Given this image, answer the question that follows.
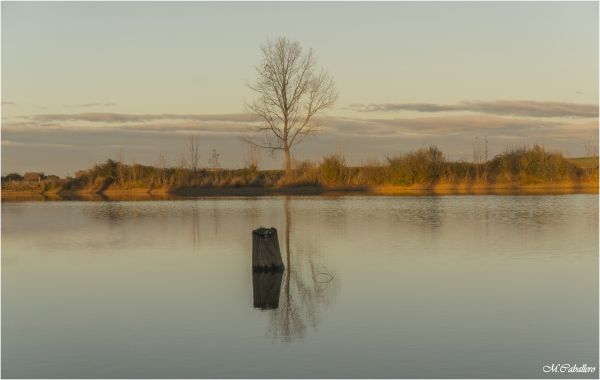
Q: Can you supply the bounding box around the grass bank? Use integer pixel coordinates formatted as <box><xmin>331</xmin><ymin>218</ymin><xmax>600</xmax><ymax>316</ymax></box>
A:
<box><xmin>2</xmin><ymin>145</ymin><xmax>598</xmax><ymax>200</ymax></box>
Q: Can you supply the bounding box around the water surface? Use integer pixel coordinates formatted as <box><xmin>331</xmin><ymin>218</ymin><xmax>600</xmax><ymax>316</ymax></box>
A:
<box><xmin>2</xmin><ymin>195</ymin><xmax>598</xmax><ymax>378</ymax></box>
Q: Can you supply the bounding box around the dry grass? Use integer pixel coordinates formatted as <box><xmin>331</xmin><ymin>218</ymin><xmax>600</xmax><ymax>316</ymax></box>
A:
<box><xmin>3</xmin><ymin>145</ymin><xmax>598</xmax><ymax>199</ymax></box>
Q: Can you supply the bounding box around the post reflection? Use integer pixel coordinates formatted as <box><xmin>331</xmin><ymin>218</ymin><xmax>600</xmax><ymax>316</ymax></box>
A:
<box><xmin>252</xmin><ymin>196</ymin><xmax>337</xmax><ymax>342</ymax></box>
<box><xmin>252</xmin><ymin>271</ymin><xmax>283</xmax><ymax>309</ymax></box>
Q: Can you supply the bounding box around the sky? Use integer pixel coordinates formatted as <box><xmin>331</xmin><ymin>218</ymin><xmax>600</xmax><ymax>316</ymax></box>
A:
<box><xmin>1</xmin><ymin>1</ymin><xmax>598</xmax><ymax>176</ymax></box>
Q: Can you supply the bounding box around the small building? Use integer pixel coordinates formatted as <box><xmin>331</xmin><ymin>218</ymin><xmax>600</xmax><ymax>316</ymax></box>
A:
<box><xmin>23</xmin><ymin>172</ymin><xmax>44</xmax><ymax>182</ymax></box>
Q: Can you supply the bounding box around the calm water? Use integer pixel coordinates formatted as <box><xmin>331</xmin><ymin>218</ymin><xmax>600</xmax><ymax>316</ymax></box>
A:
<box><xmin>2</xmin><ymin>195</ymin><xmax>598</xmax><ymax>378</ymax></box>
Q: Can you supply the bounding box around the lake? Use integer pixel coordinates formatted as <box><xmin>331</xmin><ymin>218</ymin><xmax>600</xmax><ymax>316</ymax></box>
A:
<box><xmin>2</xmin><ymin>195</ymin><xmax>598</xmax><ymax>378</ymax></box>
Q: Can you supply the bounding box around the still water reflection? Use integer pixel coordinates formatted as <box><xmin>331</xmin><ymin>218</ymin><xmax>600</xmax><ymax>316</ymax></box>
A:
<box><xmin>2</xmin><ymin>195</ymin><xmax>598</xmax><ymax>378</ymax></box>
<box><xmin>263</xmin><ymin>198</ymin><xmax>338</xmax><ymax>342</ymax></box>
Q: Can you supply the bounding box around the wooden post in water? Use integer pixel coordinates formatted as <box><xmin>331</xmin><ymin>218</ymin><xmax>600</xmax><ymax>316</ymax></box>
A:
<box><xmin>253</xmin><ymin>271</ymin><xmax>283</xmax><ymax>309</ymax></box>
<box><xmin>252</xmin><ymin>227</ymin><xmax>285</xmax><ymax>272</ymax></box>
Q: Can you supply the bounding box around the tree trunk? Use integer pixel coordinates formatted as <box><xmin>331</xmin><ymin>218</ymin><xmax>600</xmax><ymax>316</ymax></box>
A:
<box><xmin>284</xmin><ymin>146</ymin><xmax>292</xmax><ymax>174</ymax></box>
<box><xmin>252</xmin><ymin>227</ymin><xmax>285</xmax><ymax>271</ymax></box>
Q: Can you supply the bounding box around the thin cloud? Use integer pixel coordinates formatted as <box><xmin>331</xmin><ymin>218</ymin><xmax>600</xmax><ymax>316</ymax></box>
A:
<box><xmin>1</xmin><ymin>101</ymin><xmax>16</xmax><ymax>106</ymax></box>
<box><xmin>10</xmin><ymin>113</ymin><xmax>597</xmax><ymax>141</ymax></box>
<box><xmin>348</xmin><ymin>100</ymin><xmax>599</xmax><ymax>118</ymax></box>
<box><xmin>64</xmin><ymin>102</ymin><xmax>117</xmax><ymax>108</ymax></box>
<box><xmin>348</xmin><ymin>103</ymin><xmax>459</xmax><ymax>113</ymax></box>
<box><xmin>325</xmin><ymin>115</ymin><xmax>550</xmax><ymax>136</ymax></box>
<box><xmin>30</xmin><ymin>112</ymin><xmax>259</xmax><ymax>123</ymax></box>
<box><xmin>465</xmin><ymin>101</ymin><xmax>599</xmax><ymax>118</ymax></box>
<box><xmin>1</xmin><ymin>139</ymin><xmax>74</xmax><ymax>148</ymax></box>
<box><xmin>116</xmin><ymin>121</ymin><xmax>255</xmax><ymax>135</ymax></box>
<box><xmin>321</xmin><ymin>115</ymin><xmax>598</xmax><ymax>143</ymax></box>
<box><xmin>2</xmin><ymin>118</ymin><xmax>261</xmax><ymax>137</ymax></box>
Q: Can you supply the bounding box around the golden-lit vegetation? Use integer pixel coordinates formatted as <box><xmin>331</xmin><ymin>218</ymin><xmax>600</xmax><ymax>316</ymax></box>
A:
<box><xmin>568</xmin><ymin>156</ymin><xmax>599</xmax><ymax>169</ymax></box>
<box><xmin>2</xmin><ymin>145</ymin><xmax>598</xmax><ymax>196</ymax></box>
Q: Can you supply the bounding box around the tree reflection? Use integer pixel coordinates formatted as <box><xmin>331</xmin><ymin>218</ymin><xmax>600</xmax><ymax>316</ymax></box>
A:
<box><xmin>262</xmin><ymin>196</ymin><xmax>337</xmax><ymax>342</ymax></box>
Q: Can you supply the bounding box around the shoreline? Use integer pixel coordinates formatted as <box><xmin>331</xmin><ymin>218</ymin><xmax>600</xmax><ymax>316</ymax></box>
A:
<box><xmin>2</xmin><ymin>182</ymin><xmax>597</xmax><ymax>201</ymax></box>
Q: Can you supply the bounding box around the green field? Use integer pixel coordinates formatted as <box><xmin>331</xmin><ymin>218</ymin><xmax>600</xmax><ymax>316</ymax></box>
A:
<box><xmin>568</xmin><ymin>156</ymin><xmax>599</xmax><ymax>169</ymax></box>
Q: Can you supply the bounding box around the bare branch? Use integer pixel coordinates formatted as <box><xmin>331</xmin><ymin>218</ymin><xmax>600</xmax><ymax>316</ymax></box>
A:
<box><xmin>186</xmin><ymin>135</ymin><xmax>200</xmax><ymax>172</ymax></box>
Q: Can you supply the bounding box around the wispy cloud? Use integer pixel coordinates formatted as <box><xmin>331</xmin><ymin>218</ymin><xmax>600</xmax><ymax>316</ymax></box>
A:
<box><xmin>3</xmin><ymin>113</ymin><xmax>262</xmax><ymax>140</ymax></box>
<box><xmin>1</xmin><ymin>139</ymin><xmax>74</xmax><ymax>148</ymax></box>
<box><xmin>1</xmin><ymin>101</ymin><xmax>16</xmax><ymax>106</ymax></box>
<box><xmin>116</xmin><ymin>121</ymin><xmax>255</xmax><ymax>135</ymax></box>
<box><xmin>7</xmin><ymin>112</ymin><xmax>596</xmax><ymax>141</ymax></box>
<box><xmin>328</xmin><ymin>115</ymin><xmax>519</xmax><ymax>135</ymax></box>
<box><xmin>348</xmin><ymin>100</ymin><xmax>599</xmax><ymax>118</ymax></box>
<box><xmin>29</xmin><ymin>112</ymin><xmax>259</xmax><ymax>123</ymax></box>
<box><xmin>64</xmin><ymin>102</ymin><xmax>117</xmax><ymax>108</ymax></box>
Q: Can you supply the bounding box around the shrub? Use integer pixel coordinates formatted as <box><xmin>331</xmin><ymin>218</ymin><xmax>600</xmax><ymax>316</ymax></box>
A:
<box><xmin>489</xmin><ymin>145</ymin><xmax>578</xmax><ymax>183</ymax></box>
<box><xmin>319</xmin><ymin>155</ymin><xmax>347</xmax><ymax>185</ymax></box>
<box><xmin>388</xmin><ymin>146</ymin><xmax>445</xmax><ymax>185</ymax></box>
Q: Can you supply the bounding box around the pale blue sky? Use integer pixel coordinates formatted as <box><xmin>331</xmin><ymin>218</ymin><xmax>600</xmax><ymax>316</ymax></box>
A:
<box><xmin>2</xmin><ymin>1</ymin><xmax>598</xmax><ymax>175</ymax></box>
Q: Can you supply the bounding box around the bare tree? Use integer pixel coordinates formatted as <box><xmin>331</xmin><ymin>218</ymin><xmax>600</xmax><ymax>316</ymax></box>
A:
<box><xmin>208</xmin><ymin>149</ymin><xmax>221</xmax><ymax>171</ymax></box>
<box><xmin>244</xmin><ymin>143</ymin><xmax>260</xmax><ymax>171</ymax></box>
<box><xmin>156</xmin><ymin>153</ymin><xmax>167</xmax><ymax>185</ymax></box>
<box><xmin>473</xmin><ymin>136</ymin><xmax>484</xmax><ymax>164</ymax></box>
<box><xmin>156</xmin><ymin>153</ymin><xmax>167</xmax><ymax>169</ymax></box>
<box><xmin>132</xmin><ymin>159</ymin><xmax>137</xmax><ymax>183</ymax></box>
<box><xmin>116</xmin><ymin>147</ymin><xmax>124</xmax><ymax>184</ymax></box>
<box><xmin>585</xmin><ymin>140</ymin><xmax>599</xmax><ymax>157</ymax></box>
<box><xmin>246</xmin><ymin>37</ymin><xmax>338</xmax><ymax>173</ymax></box>
<box><xmin>187</xmin><ymin>135</ymin><xmax>200</xmax><ymax>172</ymax></box>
